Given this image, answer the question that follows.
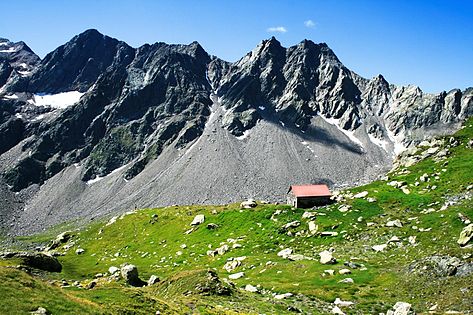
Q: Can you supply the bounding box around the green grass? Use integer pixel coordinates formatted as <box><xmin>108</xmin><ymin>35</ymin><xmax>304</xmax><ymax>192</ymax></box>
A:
<box><xmin>2</xmin><ymin>118</ymin><xmax>473</xmax><ymax>314</ymax></box>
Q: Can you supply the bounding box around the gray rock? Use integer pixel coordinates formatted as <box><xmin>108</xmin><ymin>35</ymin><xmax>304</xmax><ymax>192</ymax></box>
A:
<box><xmin>457</xmin><ymin>224</ymin><xmax>473</xmax><ymax>246</ymax></box>
<box><xmin>120</xmin><ymin>263</ymin><xmax>146</xmax><ymax>287</ymax></box>
<box><xmin>190</xmin><ymin>214</ymin><xmax>205</xmax><ymax>226</ymax></box>
<box><xmin>30</xmin><ymin>307</ymin><xmax>49</xmax><ymax>315</ymax></box>
<box><xmin>386</xmin><ymin>302</ymin><xmax>413</xmax><ymax>315</ymax></box>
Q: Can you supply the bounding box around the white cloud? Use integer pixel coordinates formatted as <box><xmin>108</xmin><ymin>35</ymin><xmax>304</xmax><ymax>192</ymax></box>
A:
<box><xmin>304</xmin><ymin>20</ymin><xmax>316</xmax><ymax>28</ymax></box>
<box><xmin>267</xmin><ymin>26</ymin><xmax>287</xmax><ymax>33</ymax></box>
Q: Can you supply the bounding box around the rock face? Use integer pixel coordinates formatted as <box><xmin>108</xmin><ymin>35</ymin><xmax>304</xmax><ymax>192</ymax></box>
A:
<box><xmin>0</xmin><ymin>29</ymin><xmax>472</xmax><ymax>235</ymax></box>
<box><xmin>408</xmin><ymin>255</ymin><xmax>473</xmax><ymax>277</ymax></box>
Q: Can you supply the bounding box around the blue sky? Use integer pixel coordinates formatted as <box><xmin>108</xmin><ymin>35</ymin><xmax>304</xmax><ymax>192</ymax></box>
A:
<box><xmin>1</xmin><ymin>0</ymin><xmax>472</xmax><ymax>93</ymax></box>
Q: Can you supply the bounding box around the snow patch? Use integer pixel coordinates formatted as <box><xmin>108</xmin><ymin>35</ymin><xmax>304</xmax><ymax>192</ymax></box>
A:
<box><xmin>279</xmin><ymin>121</ymin><xmax>285</xmax><ymax>127</ymax></box>
<box><xmin>15</xmin><ymin>113</ymin><xmax>23</xmax><ymax>119</ymax></box>
<box><xmin>17</xmin><ymin>70</ymin><xmax>31</xmax><ymax>76</ymax></box>
<box><xmin>86</xmin><ymin>164</ymin><xmax>128</xmax><ymax>185</ymax></box>
<box><xmin>320</xmin><ymin>115</ymin><xmax>364</xmax><ymax>149</ymax></box>
<box><xmin>3</xmin><ymin>94</ymin><xmax>18</xmax><ymax>100</ymax></box>
<box><xmin>32</xmin><ymin>91</ymin><xmax>84</xmax><ymax>109</ymax></box>
<box><xmin>386</xmin><ymin>127</ymin><xmax>407</xmax><ymax>156</ymax></box>
<box><xmin>0</xmin><ymin>47</ymin><xmax>16</xmax><ymax>53</ymax></box>
<box><xmin>258</xmin><ymin>106</ymin><xmax>266</xmax><ymax>110</ymax></box>
<box><xmin>368</xmin><ymin>133</ymin><xmax>389</xmax><ymax>153</ymax></box>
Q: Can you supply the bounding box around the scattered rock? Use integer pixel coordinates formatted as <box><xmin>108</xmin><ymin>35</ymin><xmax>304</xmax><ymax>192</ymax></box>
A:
<box><xmin>206</xmin><ymin>223</ymin><xmax>219</xmax><ymax>230</ymax></box>
<box><xmin>338</xmin><ymin>205</ymin><xmax>351</xmax><ymax>213</ymax></box>
<box><xmin>0</xmin><ymin>251</ymin><xmax>62</xmax><ymax>272</ymax></box>
<box><xmin>216</xmin><ymin>244</ymin><xmax>229</xmax><ymax>255</ymax></box>
<box><xmin>320</xmin><ymin>231</ymin><xmax>338</xmax><ymax>237</ymax></box>
<box><xmin>302</xmin><ymin>211</ymin><xmax>317</xmax><ymax>220</ymax></box>
<box><xmin>386</xmin><ymin>302</ymin><xmax>413</xmax><ymax>315</ymax></box>
<box><xmin>338</xmin><ymin>278</ymin><xmax>354</xmax><ymax>284</ymax></box>
<box><xmin>75</xmin><ymin>248</ymin><xmax>85</xmax><ymax>255</ymax></box>
<box><xmin>47</xmin><ymin>231</ymin><xmax>73</xmax><ymax>250</ymax></box>
<box><xmin>108</xmin><ymin>266</ymin><xmax>119</xmax><ymax>275</ymax></box>
<box><xmin>223</xmin><ymin>260</ymin><xmax>241</xmax><ymax>272</ymax></box>
<box><xmin>308</xmin><ymin>221</ymin><xmax>318</xmax><ymax>234</ymax></box>
<box><xmin>386</xmin><ymin>219</ymin><xmax>403</xmax><ymax>228</ymax></box>
<box><xmin>147</xmin><ymin>275</ymin><xmax>160</xmax><ymax>286</ymax></box>
<box><xmin>190</xmin><ymin>214</ymin><xmax>205</xmax><ymax>226</ymax></box>
<box><xmin>274</xmin><ymin>292</ymin><xmax>293</xmax><ymax>299</ymax></box>
<box><xmin>334</xmin><ymin>297</ymin><xmax>354</xmax><ymax>307</ymax></box>
<box><xmin>457</xmin><ymin>224</ymin><xmax>473</xmax><ymax>246</ymax></box>
<box><xmin>120</xmin><ymin>263</ymin><xmax>146</xmax><ymax>287</ymax></box>
<box><xmin>277</xmin><ymin>248</ymin><xmax>293</xmax><ymax>259</ymax></box>
<box><xmin>30</xmin><ymin>307</ymin><xmax>49</xmax><ymax>315</ymax></box>
<box><xmin>372</xmin><ymin>244</ymin><xmax>388</xmax><ymax>252</ymax></box>
<box><xmin>331</xmin><ymin>306</ymin><xmax>345</xmax><ymax>315</ymax></box>
<box><xmin>401</xmin><ymin>187</ymin><xmax>410</xmax><ymax>195</ymax></box>
<box><xmin>409</xmin><ymin>255</ymin><xmax>473</xmax><ymax>277</ymax></box>
<box><xmin>339</xmin><ymin>268</ymin><xmax>351</xmax><ymax>275</ymax></box>
<box><xmin>240</xmin><ymin>199</ymin><xmax>257</xmax><ymax>209</ymax></box>
<box><xmin>228</xmin><ymin>272</ymin><xmax>245</xmax><ymax>280</ymax></box>
<box><xmin>244</xmin><ymin>284</ymin><xmax>259</xmax><ymax>293</ymax></box>
<box><xmin>282</xmin><ymin>221</ymin><xmax>301</xmax><ymax>230</ymax></box>
<box><xmin>458</xmin><ymin>213</ymin><xmax>471</xmax><ymax>225</ymax></box>
<box><xmin>86</xmin><ymin>280</ymin><xmax>97</xmax><ymax>290</ymax></box>
<box><xmin>287</xmin><ymin>254</ymin><xmax>311</xmax><ymax>261</ymax></box>
<box><xmin>353</xmin><ymin>191</ymin><xmax>368</xmax><ymax>198</ymax></box>
<box><xmin>319</xmin><ymin>250</ymin><xmax>336</xmax><ymax>264</ymax></box>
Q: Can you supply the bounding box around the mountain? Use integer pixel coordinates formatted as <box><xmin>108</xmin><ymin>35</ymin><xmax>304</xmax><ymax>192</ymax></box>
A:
<box><xmin>0</xmin><ymin>29</ymin><xmax>472</xmax><ymax>235</ymax></box>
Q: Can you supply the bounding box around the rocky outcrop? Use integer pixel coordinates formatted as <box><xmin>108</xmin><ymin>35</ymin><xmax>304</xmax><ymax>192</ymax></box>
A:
<box><xmin>0</xmin><ymin>251</ymin><xmax>62</xmax><ymax>272</ymax></box>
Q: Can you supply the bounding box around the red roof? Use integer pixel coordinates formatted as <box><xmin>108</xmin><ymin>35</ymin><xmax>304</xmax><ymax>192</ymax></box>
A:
<box><xmin>288</xmin><ymin>184</ymin><xmax>331</xmax><ymax>197</ymax></box>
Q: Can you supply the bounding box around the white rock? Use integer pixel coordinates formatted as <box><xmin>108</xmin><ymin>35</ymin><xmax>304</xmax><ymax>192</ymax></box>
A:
<box><xmin>339</xmin><ymin>268</ymin><xmax>351</xmax><ymax>275</ymax></box>
<box><xmin>324</xmin><ymin>269</ymin><xmax>335</xmax><ymax>276</ymax></box>
<box><xmin>319</xmin><ymin>250</ymin><xmax>336</xmax><ymax>264</ymax></box>
<box><xmin>223</xmin><ymin>260</ymin><xmax>241</xmax><ymax>272</ymax></box>
<box><xmin>334</xmin><ymin>297</ymin><xmax>354</xmax><ymax>307</ymax></box>
<box><xmin>228</xmin><ymin>272</ymin><xmax>245</xmax><ymax>280</ymax></box>
<box><xmin>408</xmin><ymin>236</ymin><xmax>417</xmax><ymax>245</ymax></box>
<box><xmin>401</xmin><ymin>187</ymin><xmax>410</xmax><ymax>195</ymax></box>
<box><xmin>302</xmin><ymin>211</ymin><xmax>317</xmax><ymax>220</ymax></box>
<box><xmin>386</xmin><ymin>301</ymin><xmax>412</xmax><ymax>315</ymax></box>
<box><xmin>274</xmin><ymin>292</ymin><xmax>293</xmax><ymax>299</ymax></box>
<box><xmin>76</xmin><ymin>248</ymin><xmax>85</xmax><ymax>255</ymax></box>
<box><xmin>354</xmin><ymin>191</ymin><xmax>368</xmax><ymax>198</ymax></box>
<box><xmin>190</xmin><ymin>214</ymin><xmax>205</xmax><ymax>226</ymax></box>
<box><xmin>372</xmin><ymin>244</ymin><xmax>388</xmax><ymax>252</ymax></box>
<box><xmin>108</xmin><ymin>266</ymin><xmax>119</xmax><ymax>274</ymax></box>
<box><xmin>367</xmin><ymin>197</ymin><xmax>377</xmax><ymax>203</ymax></box>
<box><xmin>244</xmin><ymin>284</ymin><xmax>259</xmax><ymax>293</ymax></box>
<box><xmin>338</xmin><ymin>277</ymin><xmax>354</xmax><ymax>283</ymax></box>
<box><xmin>386</xmin><ymin>219</ymin><xmax>403</xmax><ymax>228</ymax></box>
<box><xmin>388</xmin><ymin>236</ymin><xmax>401</xmax><ymax>243</ymax></box>
<box><xmin>277</xmin><ymin>248</ymin><xmax>293</xmax><ymax>259</ymax></box>
<box><xmin>331</xmin><ymin>306</ymin><xmax>346</xmax><ymax>315</ymax></box>
<box><xmin>308</xmin><ymin>221</ymin><xmax>318</xmax><ymax>234</ymax></box>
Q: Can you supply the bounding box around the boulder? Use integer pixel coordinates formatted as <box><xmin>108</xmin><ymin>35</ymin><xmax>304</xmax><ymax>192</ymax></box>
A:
<box><xmin>408</xmin><ymin>255</ymin><xmax>473</xmax><ymax>277</ymax></box>
<box><xmin>0</xmin><ymin>251</ymin><xmax>62</xmax><ymax>272</ymax></box>
<box><xmin>386</xmin><ymin>219</ymin><xmax>403</xmax><ymax>228</ymax></box>
<box><xmin>302</xmin><ymin>211</ymin><xmax>317</xmax><ymax>220</ymax></box>
<box><xmin>457</xmin><ymin>224</ymin><xmax>473</xmax><ymax>246</ymax></box>
<box><xmin>147</xmin><ymin>275</ymin><xmax>160</xmax><ymax>286</ymax></box>
<box><xmin>195</xmin><ymin>270</ymin><xmax>232</xmax><ymax>296</ymax></box>
<box><xmin>386</xmin><ymin>302</ymin><xmax>413</xmax><ymax>315</ymax></box>
<box><xmin>339</xmin><ymin>268</ymin><xmax>351</xmax><ymax>275</ymax></box>
<box><xmin>274</xmin><ymin>292</ymin><xmax>293</xmax><ymax>299</ymax></box>
<box><xmin>240</xmin><ymin>199</ymin><xmax>257</xmax><ymax>209</ymax></box>
<box><xmin>319</xmin><ymin>250</ymin><xmax>336</xmax><ymax>264</ymax></box>
<box><xmin>75</xmin><ymin>248</ymin><xmax>85</xmax><ymax>255</ymax></box>
<box><xmin>277</xmin><ymin>248</ymin><xmax>293</xmax><ymax>259</ymax></box>
<box><xmin>206</xmin><ymin>223</ymin><xmax>219</xmax><ymax>230</ymax></box>
<box><xmin>47</xmin><ymin>231</ymin><xmax>73</xmax><ymax>250</ymax></box>
<box><xmin>308</xmin><ymin>221</ymin><xmax>318</xmax><ymax>234</ymax></box>
<box><xmin>120</xmin><ymin>263</ymin><xmax>146</xmax><ymax>287</ymax></box>
<box><xmin>190</xmin><ymin>214</ymin><xmax>205</xmax><ymax>226</ymax></box>
<box><xmin>372</xmin><ymin>244</ymin><xmax>388</xmax><ymax>252</ymax></box>
<box><xmin>228</xmin><ymin>272</ymin><xmax>245</xmax><ymax>280</ymax></box>
<box><xmin>353</xmin><ymin>191</ymin><xmax>368</xmax><ymax>198</ymax></box>
<box><xmin>244</xmin><ymin>284</ymin><xmax>259</xmax><ymax>293</ymax></box>
<box><xmin>223</xmin><ymin>260</ymin><xmax>241</xmax><ymax>272</ymax></box>
<box><xmin>334</xmin><ymin>297</ymin><xmax>354</xmax><ymax>307</ymax></box>
<box><xmin>30</xmin><ymin>307</ymin><xmax>49</xmax><ymax>315</ymax></box>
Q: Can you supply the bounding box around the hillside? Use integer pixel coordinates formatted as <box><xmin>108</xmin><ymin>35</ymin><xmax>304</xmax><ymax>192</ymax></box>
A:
<box><xmin>1</xmin><ymin>117</ymin><xmax>472</xmax><ymax>314</ymax></box>
<box><xmin>0</xmin><ymin>30</ymin><xmax>472</xmax><ymax>235</ymax></box>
